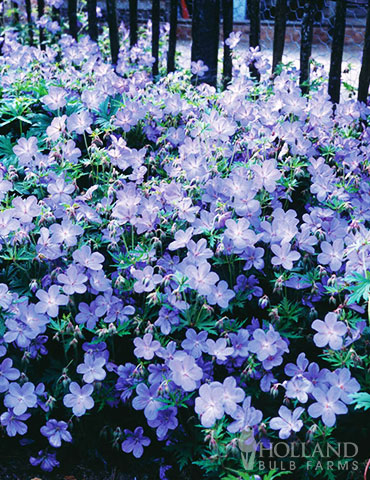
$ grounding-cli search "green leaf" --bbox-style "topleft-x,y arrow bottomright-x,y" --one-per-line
346,271 -> 370,304
350,392 -> 370,411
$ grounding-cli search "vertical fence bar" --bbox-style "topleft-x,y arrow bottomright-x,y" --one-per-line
25,0 -> 34,45
106,0 -> 119,65
37,0 -> 45,50
328,0 -> 347,103
191,0 -> 220,87
358,0 -> 370,103
167,0 -> 178,73
152,0 -> 160,77
11,1 -> 19,24
129,0 -> 138,47
68,0 -> 78,40
300,0 -> 315,94
87,0 -> 98,41
272,0 -> 287,73
51,5 -> 58,21
248,0 -> 260,80
0,0 -> 3,29
222,0 -> 233,88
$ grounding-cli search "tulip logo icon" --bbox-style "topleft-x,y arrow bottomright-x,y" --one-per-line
239,428 -> 258,471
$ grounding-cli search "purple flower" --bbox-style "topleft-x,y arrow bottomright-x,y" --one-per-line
270,406 -> 304,439
285,352 -> 309,378
46,115 -> 67,141
0,283 -> 12,310
121,427 -> 150,458
168,227 -> 193,251
154,307 -> 179,335
325,368 -> 360,404
206,338 -> 234,362
148,406 -> 178,440
76,354 -> 106,383
133,333 -> 161,360
185,262 -> 219,296
312,313 -> 347,350
271,242 -> 301,270
12,195 -> 41,223
57,265 -> 88,295
317,239 -> 344,272
49,219 -> 83,247
35,285 -> 69,317
242,246 -> 265,271
29,450 -> 60,472
0,410 -> 30,436
285,376 -> 313,403
0,358 -> 20,393
41,86 -> 67,110
132,266 -> 163,293
224,218 -> 259,251
186,238 -> 213,264
181,329 -> 208,359
221,377 -> 245,415
67,110 -> 93,134
248,328 -> 281,362
132,383 -> 161,420
251,160 -> 281,193
13,136 -> 38,165
308,386 -> 348,427
169,352 -> 203,392
36,227 -> 62,260
195,383 -> 225,427
63,382 -> 94,416
4,382 -> 37,415
75,302 -> 99,329
260,372 -> 277,392
191,60 -> 209,76
47,177 -> 74,204
206,280 -> 235,309
72,245 -> 105,271
40,419 -> 72,447
116,363 -> 137,401
229,329 -> 250,358
4,318 -> 38,348
227,397 -> 263,433
225,31 -> 242,49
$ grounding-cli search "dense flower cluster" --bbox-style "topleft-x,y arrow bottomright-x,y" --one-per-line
0,12 -> 369,480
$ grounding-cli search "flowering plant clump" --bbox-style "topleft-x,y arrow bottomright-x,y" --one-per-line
0,7 -> 369,480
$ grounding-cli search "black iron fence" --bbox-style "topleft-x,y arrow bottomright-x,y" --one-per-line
0,0 -> 369,103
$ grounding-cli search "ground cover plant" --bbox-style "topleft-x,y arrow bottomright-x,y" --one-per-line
0,6 -> 370,480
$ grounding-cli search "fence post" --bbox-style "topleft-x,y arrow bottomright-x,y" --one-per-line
222,0 -> 233,88
25,0 -> 34,45
272,0 -> 287,73
87,0 -> 98,41
358,0 -> 370,103
68,0 -> 78,40
167,0 -> 178,73
328,0 -> 347,103
106,0 -> 120,65
129,0 -> 138,47
191,0 -> 220,87
11,2 -> 19,25
248,0 -> 260,80
37,0 -> 45,50
300,0 -> 315,94
152,0 -> 160,76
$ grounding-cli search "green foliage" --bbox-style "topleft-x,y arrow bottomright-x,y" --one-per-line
350,392 -> 370,411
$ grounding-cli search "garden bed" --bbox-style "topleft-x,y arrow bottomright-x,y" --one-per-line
0,16 -> 369,480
